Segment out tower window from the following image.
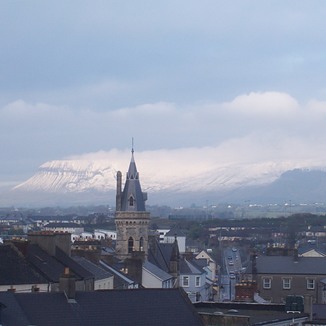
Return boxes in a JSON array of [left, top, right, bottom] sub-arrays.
[[129, 196, 134, 206], [128, 237, 134, 253], [139, 237, 144, 251]]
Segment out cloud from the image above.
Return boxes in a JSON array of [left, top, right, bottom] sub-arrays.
[[223, 92, 299, 117]]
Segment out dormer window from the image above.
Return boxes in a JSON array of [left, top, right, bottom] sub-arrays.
[[129, 196, 134, 206]]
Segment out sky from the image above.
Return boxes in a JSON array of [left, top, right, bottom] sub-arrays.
[[1, 1, 326, 187]]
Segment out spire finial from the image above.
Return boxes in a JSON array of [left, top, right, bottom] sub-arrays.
[[131, 137, 134, 155]]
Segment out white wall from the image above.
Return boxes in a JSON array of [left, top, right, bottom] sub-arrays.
[[164, 235, 186, 253], [95, 276, 114, 290], [0, 283, 49, 293]]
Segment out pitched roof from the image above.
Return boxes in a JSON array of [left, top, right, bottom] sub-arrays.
[[143, 261, 173, 282], [298, 244, 326, 256], [255, 255, 326, 274], [0, 244, 46, 286], [99, 260, 136, 289], [45, 222, 82, 228], [165, 227, 185, 237], [148, 241, 175, 273], [27, 244, 93, 282], [120, 151, 147, 212], [0, 288, 203, 326], [72, 256, 113, 280], [180, 259, 203, 275]]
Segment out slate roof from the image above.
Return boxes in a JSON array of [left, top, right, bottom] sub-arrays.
[[148, 242, 174, 273], [143, 260, 173, 282], [45, 222, 82, 228], [255, 255, 326, 275], [180, 259, 203, 275], [298, 244, 326, 256], [99, 260, 136, 289], [165, 227, 185, 237], [27, 244, 92, 282], [73, 256, 113, 281], [194, 302, 307, 325], [120, 151, 147, 212], [0, 244, 46, 286], [0, 288, 203, 326]]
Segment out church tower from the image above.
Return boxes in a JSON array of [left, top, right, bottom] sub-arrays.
[[115, 149, 150, 260]]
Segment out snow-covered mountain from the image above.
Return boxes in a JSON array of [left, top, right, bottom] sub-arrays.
[[8, 151, 326, 207]]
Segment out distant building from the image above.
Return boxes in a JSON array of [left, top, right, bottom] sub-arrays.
[[44, 222, 84, 237], [115, 149, 150, 260], [164, 227, 186, 253], [248, 253, 326, 304]]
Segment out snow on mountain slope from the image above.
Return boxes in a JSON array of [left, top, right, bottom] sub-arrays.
[[13, 152, 324, 195]]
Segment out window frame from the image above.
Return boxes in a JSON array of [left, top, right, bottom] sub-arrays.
[[282, 278, 291, 290], [195, 276, 201, 287], [307, 278, 315, 290], [262, 277, 272, 289], [182, 276, 189, 287]]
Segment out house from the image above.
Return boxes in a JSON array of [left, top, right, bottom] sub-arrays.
[[142, 260, 174, 288], [44, 222, 84, 238], [249, 254, 326, 304], [0, 288, 204, 326], [298, 243, 326, 257], [0, 243, 48, 292], [156, 228, 170, 242], [195, 250, 218, 282], [72, 256, 114, 290], [147, 236, 179, 287], [180, 258, 209, 303], [94, 229, 117, 241], [99, 260, 139, 289], [194, 301, 309, 325], [164, 227, 186, 253], [3, 232, 95, 292]]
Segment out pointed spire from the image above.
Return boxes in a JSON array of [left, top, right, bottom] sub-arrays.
[[120, 144, 147, 211]]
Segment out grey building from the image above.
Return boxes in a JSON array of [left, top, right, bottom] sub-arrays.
[[115, 149, 150, 260], [250, 254, 326, 304]]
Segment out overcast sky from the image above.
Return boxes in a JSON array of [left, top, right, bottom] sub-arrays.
[[1, 1, 326, 187]]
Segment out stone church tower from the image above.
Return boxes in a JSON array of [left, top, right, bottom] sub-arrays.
[[115, 149, 150, 260]]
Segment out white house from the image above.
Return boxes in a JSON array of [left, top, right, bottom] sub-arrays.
[[73, 256, 114, 290], [179, 259, 208, 303], [156, 229, 170, 242], [142, 261, 174, 289], [164, 227, 186, 253], [94, 229, 117, 241]]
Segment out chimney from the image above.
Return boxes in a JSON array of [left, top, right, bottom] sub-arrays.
[[116, 171, 122, 211], [59, 267, 76, 302], [293, 248, 299, 262]]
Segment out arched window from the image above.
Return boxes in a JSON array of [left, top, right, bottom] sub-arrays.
[[139, 237, 144, 251], [129, 196, 134, 206], [128, 237, 134, 253]]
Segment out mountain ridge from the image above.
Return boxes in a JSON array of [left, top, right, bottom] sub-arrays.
[[4, 157, 326, 207]]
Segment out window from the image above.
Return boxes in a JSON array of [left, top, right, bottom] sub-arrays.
[[129, 196, 134, 206], [282, 278, 291, 290], [195, 276, 201, 287], [307, 278, 315, 290], [263, 278, 272, 289], [139, 237, 144, 251], [128, 237, 134, 253], [182, 276, 189, 287]]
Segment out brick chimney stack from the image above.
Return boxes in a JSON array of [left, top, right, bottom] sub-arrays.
[[59, 267, 76, 302]]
